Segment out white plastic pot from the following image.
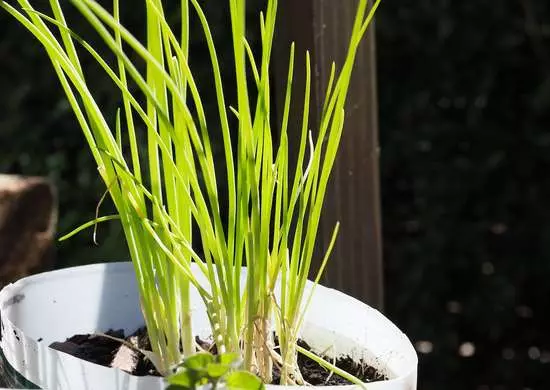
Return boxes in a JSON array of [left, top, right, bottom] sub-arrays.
[[0, 262, 417, 390]]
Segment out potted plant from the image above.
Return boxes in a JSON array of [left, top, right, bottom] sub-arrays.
[[0, 0, 417, 389]]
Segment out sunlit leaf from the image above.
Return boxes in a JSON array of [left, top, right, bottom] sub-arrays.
[[225, 371, 264, 390]]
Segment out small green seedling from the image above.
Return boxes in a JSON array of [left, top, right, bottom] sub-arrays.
[[167, 352, 264, 390]]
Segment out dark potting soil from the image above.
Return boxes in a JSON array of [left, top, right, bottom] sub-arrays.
[[49, 327, 157, 376], [279, 339, 387, 385], [49, 328, 387, 385]]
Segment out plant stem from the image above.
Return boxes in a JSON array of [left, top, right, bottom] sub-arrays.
[[253, 302, 273, 383]]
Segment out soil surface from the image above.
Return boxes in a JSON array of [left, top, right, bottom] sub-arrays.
[[281, 339, 387, 385], [50, 328, 387, 385], [49, 328, 157, 376]]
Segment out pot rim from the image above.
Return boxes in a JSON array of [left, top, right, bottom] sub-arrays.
[[0, 262, 417, 390]]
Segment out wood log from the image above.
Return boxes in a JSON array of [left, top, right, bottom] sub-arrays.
[[275, 0, 383, 308], [0, 175, 57, 284]]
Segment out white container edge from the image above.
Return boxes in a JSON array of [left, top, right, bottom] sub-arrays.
[[0, 262, 417, 390]]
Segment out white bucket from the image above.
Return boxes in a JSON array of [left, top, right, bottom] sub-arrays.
[[0, 262, 417, 390]]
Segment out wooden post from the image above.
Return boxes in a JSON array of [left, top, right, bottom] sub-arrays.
[[275, 0, 383, 308], [0, 175, 57, 284]]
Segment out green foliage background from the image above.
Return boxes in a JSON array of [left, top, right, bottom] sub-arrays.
[[1, 0, 549, 388]]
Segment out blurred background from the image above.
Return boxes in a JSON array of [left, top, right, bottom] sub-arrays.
[[1, 0, 550, 389]]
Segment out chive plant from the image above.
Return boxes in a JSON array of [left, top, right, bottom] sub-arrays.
[[2, 0, 379, 384]]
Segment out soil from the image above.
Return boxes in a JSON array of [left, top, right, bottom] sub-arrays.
[[49, 328, 157, 376], [49, 328, 387, 385], [280, 339, 387, 385]]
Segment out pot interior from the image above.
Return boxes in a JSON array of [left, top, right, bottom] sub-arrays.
[[0, 262, 416, 382]]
